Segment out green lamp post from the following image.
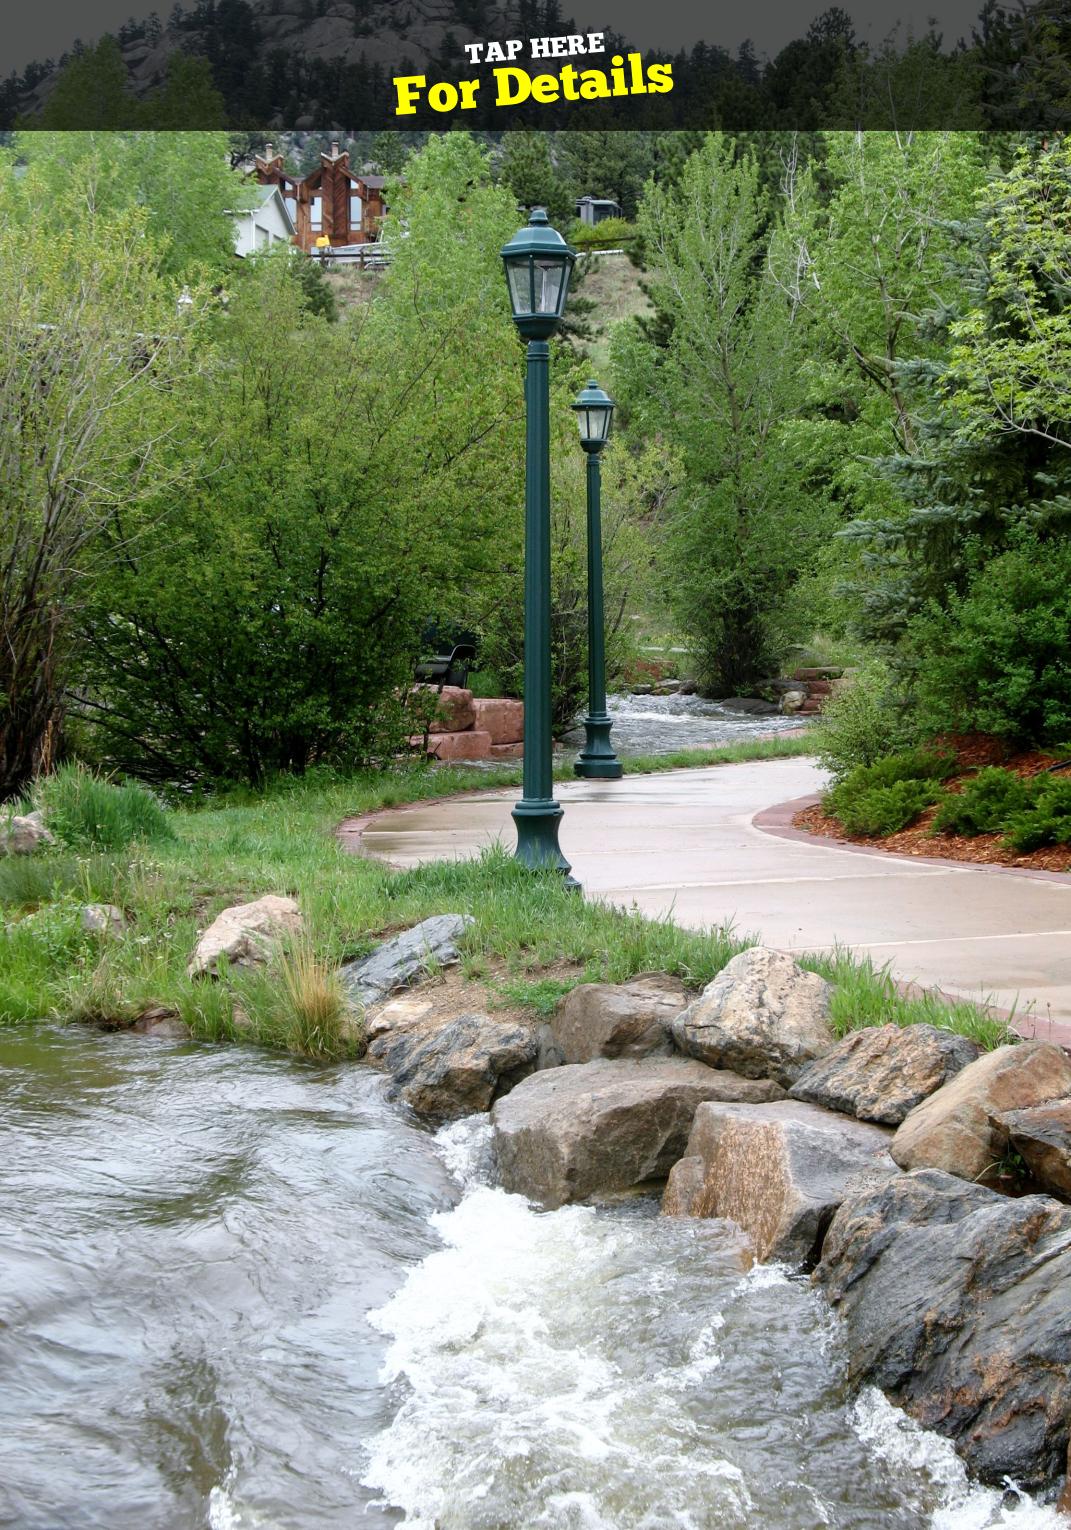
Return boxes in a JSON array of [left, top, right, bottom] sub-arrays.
[[572, 379, 623, 781], [501, 208, 577, 879]]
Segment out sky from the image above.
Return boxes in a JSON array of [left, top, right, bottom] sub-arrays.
[[1, 0, 986, 74]]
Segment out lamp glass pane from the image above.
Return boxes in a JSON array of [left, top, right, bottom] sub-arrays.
[[533, 257, 565, 316], [506, 257, 533, 316]]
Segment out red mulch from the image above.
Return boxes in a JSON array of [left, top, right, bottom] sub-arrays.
[[796, 735, 1071, 876]]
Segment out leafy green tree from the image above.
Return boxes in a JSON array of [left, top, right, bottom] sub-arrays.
[[0, 159, 191, 800], [27, 38, 142, 128], [16, 129, 249, 277], [619, 133, 835, 693]]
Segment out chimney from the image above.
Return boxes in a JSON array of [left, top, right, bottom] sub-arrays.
[[264, 141, 274, 161], [331, 141, 340, 159]]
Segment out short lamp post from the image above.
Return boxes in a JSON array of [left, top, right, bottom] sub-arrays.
[[572, 380, 623, 781], [501, 208, 577, 880]]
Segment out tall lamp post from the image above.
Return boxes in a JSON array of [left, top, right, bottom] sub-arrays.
[[501, 208, 577, 879], [572, 380, 623, 781]]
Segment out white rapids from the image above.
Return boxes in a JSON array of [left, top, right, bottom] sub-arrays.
[[362, 1118, 1066, 1530]]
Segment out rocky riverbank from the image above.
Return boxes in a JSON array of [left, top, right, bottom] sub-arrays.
[[351, 921, 1071, 1507]]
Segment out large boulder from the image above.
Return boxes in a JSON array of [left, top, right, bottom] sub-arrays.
[[815, 1167, 1071, 1491], [421, 685, 476, 734], [471, 697, 524, 745], [662, 1099, 894, 1268], [990, 1100, 1071, 1199], [492, 1056, 784, 1209], [188, 895, 304, 978], [416, 730, 493, 762], [789, 1023, 980, 1126], [0, 809, 54, 855], [890, 1041, 1071, 1182], [550, 973, 687, 1063], [374, 1012, 541, 1120], [341, 915, 474, 1008], [671, 946, 834, 1087]]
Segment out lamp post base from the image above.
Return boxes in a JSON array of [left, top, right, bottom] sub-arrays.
[[574, 715, 623, 781], [512, 799, 579, 887]]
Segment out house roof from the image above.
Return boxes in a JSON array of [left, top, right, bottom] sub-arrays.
[[361, 175, 387, 190], [249, 184, 296, 232]]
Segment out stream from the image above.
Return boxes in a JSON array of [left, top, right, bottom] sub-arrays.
[[564, 694, 806, 758], [0, 1026, 1063, 1530]]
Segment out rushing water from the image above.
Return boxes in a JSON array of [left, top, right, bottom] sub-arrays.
[[564, 694, 807, 759], [0, 1027, 1063, 1530]]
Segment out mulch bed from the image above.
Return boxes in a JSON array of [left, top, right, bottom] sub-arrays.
[[796, 734, 1071, 876]]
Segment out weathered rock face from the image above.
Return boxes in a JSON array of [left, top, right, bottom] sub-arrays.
[[789, 1023, 980, 1126], [421, 685, 476, 734], [471, 697, 524, 745], [188, 895, 304, 978], [492, 1056, 784, 1210], [815, 1167, 1071, 1491], [341, 915, 474, 1008], [662, 1099, 895, 1268], [80, 903, 126, 937], [132, 1007, 191, 1041], [0, 809, 55, 855], [990, 1100, 1071, 1200], [416, 730, 493, 762], [671, 946, 834, 1087], [550, 973, 687, 1064], [372, 1011, 541, 1120], [890, 1041, 1071, 1182]]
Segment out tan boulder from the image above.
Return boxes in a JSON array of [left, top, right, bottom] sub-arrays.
[[420, 685, 476, 733], [491, 1056, 784, 1209], [551, 973, 687, 1063], [471, 697, 524, 744], [662, 1098, 894, 1267], [414, 730, 492, 761], [188, 895, 304, 978], [789, 1023, 980, 1125], [0, 809, 55, 855], [672, 946, 834, 1087], [890, 1041, 1071, 1182]]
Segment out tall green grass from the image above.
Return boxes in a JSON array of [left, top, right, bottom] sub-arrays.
[[36, 765, 173, 852]]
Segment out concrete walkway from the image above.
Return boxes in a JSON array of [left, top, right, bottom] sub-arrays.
[[348, 759, 1071, 1034]]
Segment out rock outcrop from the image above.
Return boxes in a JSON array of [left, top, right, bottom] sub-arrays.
[[815, 1167, 1071, 1491], [789, 1023, 980, 1125], [0, 809, 55, 855], [373, 1011, 542, 1119], [492, 1056, 783, 1209], [550, 973, 687, 1063], [341, 915, 474, 1008], [188, 895, 304, 978], [890, 1041, 1071, 1182], [990, 1100, 1071, 1200], [662, 1099, 895, 1267], [671, 946, 834, 1087]]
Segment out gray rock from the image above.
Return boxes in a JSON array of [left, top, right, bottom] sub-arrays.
[[132, 1007, 191, 1041], [890, 1041, 1071, 1183], [341, 914, 474, 1007], [780, 690, 808, 715], [815, 1168, 1071, 1492], [789, 1023, 981, 1126], [721, 697, 780, 716], [492, 1056, 784, 1209], [662, 1099, 895, 1268], [375, 1011, 540, 1120], [80, 903, 125, 937], [990, 1099, 1071, 1199], [0, 809, 54, 855], [672, 947, 835, 1087], [550, 973, 687, 1063]]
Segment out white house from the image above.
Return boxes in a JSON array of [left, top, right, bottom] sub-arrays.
[[232, 185, 296, 257]]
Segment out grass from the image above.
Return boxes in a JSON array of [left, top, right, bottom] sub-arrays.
[[0, 744, 1012, 1062]]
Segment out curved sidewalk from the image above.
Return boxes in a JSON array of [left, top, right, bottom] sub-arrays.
[[348, 758, 1071, 1033]]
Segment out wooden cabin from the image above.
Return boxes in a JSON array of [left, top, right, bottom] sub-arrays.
[[254, 142, 386, 253]]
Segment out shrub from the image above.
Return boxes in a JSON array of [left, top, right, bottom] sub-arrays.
[[37, 765, 173, 851], [930, 767, 1037, 837], [906, 537, 1071, 747], [826, 749, 954, 837], [1002, 774, 1071, 853], [815, 660, 921, 784], [569, 217, 636, 251]]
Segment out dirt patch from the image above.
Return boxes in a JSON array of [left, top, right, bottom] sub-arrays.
[[364, 956, 587, 1036], [796, 742, 1071, 876]]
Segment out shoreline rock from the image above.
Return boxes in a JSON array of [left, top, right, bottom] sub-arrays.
[[550, 973, 687, 1063], [789, 1023, 981, 1126]]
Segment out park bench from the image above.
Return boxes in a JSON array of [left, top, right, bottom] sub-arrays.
[[414, 641, 477, 690]]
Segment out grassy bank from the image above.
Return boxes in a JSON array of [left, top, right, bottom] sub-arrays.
[[0, 744, 1012, 1060]]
